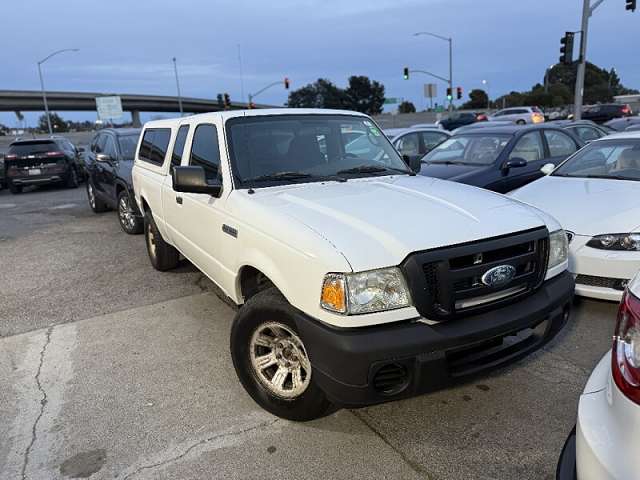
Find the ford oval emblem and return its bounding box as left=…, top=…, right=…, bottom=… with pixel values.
left=482, top=265, right=516, bottom=288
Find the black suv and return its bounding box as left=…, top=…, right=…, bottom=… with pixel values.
left=85, top=128, right=144, bottom=234
left=4, top=137, right=81, bottom=194
left=581, top=103, right=633, bottom=124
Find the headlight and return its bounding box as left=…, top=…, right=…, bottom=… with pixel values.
left=321, top=267, right=412, bottom=315
left=548, top=229, right=569, bottom=269
left=587, top=233, right=640, bottom=251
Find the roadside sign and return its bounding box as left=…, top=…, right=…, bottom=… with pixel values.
left=424, top=83, right=437, bottom=98
left=95, top=96, right=123, bottom=120
left=384, top=97, right=400, bottom=104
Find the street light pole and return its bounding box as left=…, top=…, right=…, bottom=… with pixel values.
left=482, top=80, right=490, bottom=110
left=37, top=48, right=79, bottom=135
left=574, top=0, right=605, bottom=121
left=172, top=57, right=183, bottom=116
left=414, top=31, right=453, bottom=112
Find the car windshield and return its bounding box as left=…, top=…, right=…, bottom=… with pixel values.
left=423, top=134, right=511, bottom=166
left=8, top=141, right=57, bottom=155
left=552, top=139, right=640, bottom=181
left=225, top=114, right=412, bottom=187
left=118, top=134, right=140, bottom=160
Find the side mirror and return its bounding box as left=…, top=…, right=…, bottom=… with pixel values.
left=503, top=157, right=527, bottom=170
left=540, top=163, right=555, bottom=175
left=403, top=154, right=422, bottom=173
left=172, top=166, right=222, bottom=196
left=96, top=153, right=112, bottom=163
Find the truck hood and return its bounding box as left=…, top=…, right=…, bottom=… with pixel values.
left=251, top=175, right=551, bottom=272
left=509, top=175, right=640, bottom=236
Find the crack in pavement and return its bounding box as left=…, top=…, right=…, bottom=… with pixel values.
left=21, top=325, right=53, bottom=480
left=350, top=410, right=435, bottom=480
left=121, top=418, right=280, bottom=480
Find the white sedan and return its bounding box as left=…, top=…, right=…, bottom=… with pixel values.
left=556, top=271, right=640, bottom=479
left=509, top=131, right=640, bottom=301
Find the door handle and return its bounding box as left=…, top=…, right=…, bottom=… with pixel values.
left=176, top=196, right=183, bottom=205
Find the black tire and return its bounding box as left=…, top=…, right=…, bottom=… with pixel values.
left=230, top=288, right=333, bottom=421
left=9, top=184, right=22, bottom=194
left=117, top=190, right=143, bottom=235
left=86, top=181, right=108, bottom=213
left=516, top=119, right=526, bottom=125
left=144, top=209, right=179, bottom=271
left=65, top=167, right=79, bottom=188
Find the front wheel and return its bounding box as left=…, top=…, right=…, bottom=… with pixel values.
left=144, top=209, right=179, bottom=271
left=230, top=288, right=333, bottom=421
left=516, top=119, right=526, bottom=125
left=9, top=184, right=22, bottom=194
left=117, top=190, right=143, bottom=235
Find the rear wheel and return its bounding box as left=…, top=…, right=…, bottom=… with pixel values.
left=9, top=184, right=22, bottom=194
left=117, top=190, right=143, bottom=235
left=230, top=288, right=333, bottom=421
left=144, top=209, right=179, bottom=271
left=86, top=181, right=108, bottom=213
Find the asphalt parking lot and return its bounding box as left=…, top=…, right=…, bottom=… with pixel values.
left=0, top=184, right=619, bottom=480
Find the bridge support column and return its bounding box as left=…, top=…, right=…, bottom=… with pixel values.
left=131, top=110, right=141, bottom=127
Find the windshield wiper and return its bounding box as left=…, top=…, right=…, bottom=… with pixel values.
left=336, top=165, right=414, bottom=176
left=244, top=171, right=315, bottom=183
left=429, top=160, right=476, bottom=166
left=553, top=173, right=637, bottom=181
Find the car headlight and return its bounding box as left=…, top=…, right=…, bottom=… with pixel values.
left=587, top=233, right=640, bottom=251
left=321, top=267, right=412, bottom=315
left=548, top=229, right=569, bottom=269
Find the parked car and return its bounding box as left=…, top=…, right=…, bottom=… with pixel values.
left=556, top=270, right=640, bottom=480
left=85, top=128, right=144, bottom=234
left=436, top=112, right=486, bottom=131
left=391, top=127, right=451, bottom=165
left=132, top=108, right=574, bottom=421
left=548, top=120, right=611, bottom=143
left=582, top=103, right=633, bottom=124
left=605, top=116, right=640, bottom=131
left=452, top=120, right=515, bottom=134
left=418, top=124, right=583, bottom=193
left=509, top=131, right=640, bottom=301
left=490, top=106, right=545, bottom=125
left=4, top=137, right=82, bottom=194
left=0, top=155, right=6, bottom=189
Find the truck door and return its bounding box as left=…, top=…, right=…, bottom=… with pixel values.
left=163, top=122, right=231, bottom=285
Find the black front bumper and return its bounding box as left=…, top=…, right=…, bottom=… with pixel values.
left=294, top=270, right=574, bottom=407
left=556, top=427, right=577, bottom=480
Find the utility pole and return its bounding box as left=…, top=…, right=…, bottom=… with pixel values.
left=172, top=57, right=183, bottom=116
left=574, top=0, right=605, bottom=120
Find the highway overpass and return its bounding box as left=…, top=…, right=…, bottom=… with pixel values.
left=0, top=90, right=276, bottom=126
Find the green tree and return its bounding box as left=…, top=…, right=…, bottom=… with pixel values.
left=38, top=112, right=68, bottom=132
left=461, top=89, right=489, bottom=109
left=287, top=78, right=348, bottom=109
left=345, top=76, right=385, bottom=115
left=397, top=101, right=416, bottom=114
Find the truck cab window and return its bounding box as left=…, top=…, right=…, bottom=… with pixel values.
left=189, top=124, right=221, bottom=182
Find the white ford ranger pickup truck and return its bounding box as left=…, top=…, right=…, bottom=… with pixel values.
left=132, top=108, right=574, bottom=421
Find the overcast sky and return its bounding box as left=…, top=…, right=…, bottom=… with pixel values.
left=2, top=0, right=638, bottom=126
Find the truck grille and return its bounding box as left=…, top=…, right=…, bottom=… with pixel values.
left=401, top=227, right=549, bottom=321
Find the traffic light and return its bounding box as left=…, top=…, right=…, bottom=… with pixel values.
left=456, top=87, right=463, bottom=100
left=284, top=77, right=290, bottom=89
left=217, top=93, right=224, bottom=108
left=559, top=32, right=575, bottom=65
left=403, top=67, right=409, bottom=80
left=626, top=0, right=636, bottom=11
left=446, top=87, right=452, bottom=100
left=223, top=93, right=231, bottom=109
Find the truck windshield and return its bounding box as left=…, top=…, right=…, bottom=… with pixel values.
left=225, top=114, right=412, bottom=187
